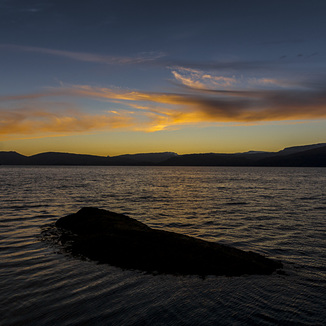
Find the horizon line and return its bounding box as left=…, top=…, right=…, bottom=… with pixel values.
left=2, top=141, right=326, bottom=157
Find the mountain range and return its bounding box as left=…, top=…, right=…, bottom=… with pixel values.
left=0, top=143, right=325, bottom=167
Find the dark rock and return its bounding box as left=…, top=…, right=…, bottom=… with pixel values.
left=55, top=207, right=283, bottom=276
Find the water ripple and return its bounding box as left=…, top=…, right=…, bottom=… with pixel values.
left=0, top=166, right=326, bottom=325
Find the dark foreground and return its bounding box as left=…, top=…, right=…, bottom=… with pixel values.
left=55, top=207, right=282, bottom=276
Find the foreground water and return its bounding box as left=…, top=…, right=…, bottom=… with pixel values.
left=1, top=166, right=325, bottom=325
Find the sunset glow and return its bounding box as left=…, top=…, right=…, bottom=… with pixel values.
left=0, top=1, right=325, bottom=155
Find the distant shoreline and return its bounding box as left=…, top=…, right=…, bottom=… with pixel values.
left=1, top=143, right=326, bottom=167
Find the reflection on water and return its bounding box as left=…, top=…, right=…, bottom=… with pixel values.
left=1, top=166, right=326, bottom=325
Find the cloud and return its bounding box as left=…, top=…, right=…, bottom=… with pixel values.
left=1, top=43, right=319, bottom=77
left=171, top=70, right=206, bottom=89
left=181, top=90, right=326, bottom=122
left=0, top=44, right=165, bottom=65
left=2, top=44, right=318, bottom=81
left=1, top=74, right=326, bottom=140
left=164, top=59, right=282, bottom=73
left=0, top=105, right=134, bottom=140
left=170, top=67, right=236, bottom=90
left=66, top=83, right=326, bottom=125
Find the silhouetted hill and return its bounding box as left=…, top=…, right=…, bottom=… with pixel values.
left=0, top=151, right=28, bottom=164
left=27, top=152, right=110, bottom=165
left=0, top=151, right=178, bottom=166
left=0, top=143, right=325, bottom=166
left=160, top=144, right=326, bottom=167
left=277, top=143, right=326, bottom=156
left=160, top=153, right=251, bottom=166
left=256, top=145, right=326, bottom=167
left=113, top=152, right=178, bottom=164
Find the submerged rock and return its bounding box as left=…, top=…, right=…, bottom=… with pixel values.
left=55, top=207, right=282, bottom=276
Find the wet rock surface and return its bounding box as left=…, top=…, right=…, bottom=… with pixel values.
left=55, top=207, right=283, bottom=276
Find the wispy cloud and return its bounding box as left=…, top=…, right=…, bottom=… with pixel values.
left=1, top=42, right=320, bottom=76
left=171, top=70, right=206, bottom=89
left=61, top=83, right=326, bottom=124
left=0, top=44, right=165, bottom=65
left=169, top=66, right=302, bottom=95
left=170, top=67, right=236, bottom=89
left=1, top=72, right=326, bottom=140
left=0, top=102, right=134, bottom=140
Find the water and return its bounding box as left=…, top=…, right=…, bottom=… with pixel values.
left=1, top=166, right=325, bottom=325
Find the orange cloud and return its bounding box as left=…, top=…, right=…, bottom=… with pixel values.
left=0, top=107, right=134, bottom=140
left=1, top=80, right=326, bottom=140
left=65, top=84, right=326, bottom=122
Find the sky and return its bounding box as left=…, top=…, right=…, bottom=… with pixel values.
left=1, top=0, right=326, bottom=156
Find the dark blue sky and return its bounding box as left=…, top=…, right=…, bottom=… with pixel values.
left=1, top=0, right=326, bottom=155
left=2, top=1, right=325, bottom=55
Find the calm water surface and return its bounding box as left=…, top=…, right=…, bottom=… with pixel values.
left=1, top=166, right=326, bottom=325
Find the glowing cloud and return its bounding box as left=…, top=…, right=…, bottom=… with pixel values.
left=1, top=73, right=326, bottom=140
left=64, top=84, right=326, bottom=123
left=171, top=67, right=237, bottom=89
left=0, top=107, right=134, bottom=140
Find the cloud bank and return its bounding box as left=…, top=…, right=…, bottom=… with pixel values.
left=1, top=66, right=326, bottom=139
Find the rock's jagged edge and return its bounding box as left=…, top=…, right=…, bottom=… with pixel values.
left=54, top=207, right=283, bottom=276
